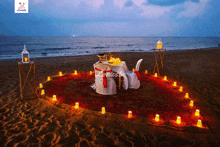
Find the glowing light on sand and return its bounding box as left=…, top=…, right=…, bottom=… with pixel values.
left=132, top=68, right=135, bottom=72
left=101, top=107, right=105, bottom=114
left=163, top=76, right=167, bottom=81
left=154, top=73, right=157, bottom=77
left=39, top=83, right=43, bottom=88
left=155, top=114, right=160, bottom=122
left=195, top=109, right=200, bottom=117
left=24, top=57, right=28, bottom=62
left=52, top=95, right=57, bottom=101
left=59, top=71, right=62, bottom=76
left=173, top=82, right=177, bottom=87
left=75, top=102, right=79, bottom=109
left=197, top=119, right=202, bottom=127
left=74, top=70, right=78, bottom=75
left=90, top=71, right=92, bottom=75
left=128, top=111, right=132, bottom=118
left=41, top=89, right=45, bottom=95
left=176, top=116, right=181, bottom=124
left=190, top=100, right=194, bottom=107
left=179, top=86, right=183, bottom=92
left=47, top=76, right=51, bottom=81
left=185, top=93, right=189, bottom=98
left=145, top=70, right=148, bottom=74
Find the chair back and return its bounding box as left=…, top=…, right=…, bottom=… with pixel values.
left=135, top=59, right=143, bottom=71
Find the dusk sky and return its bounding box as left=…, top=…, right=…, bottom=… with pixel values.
left=0, top=0, right=219, bottom=37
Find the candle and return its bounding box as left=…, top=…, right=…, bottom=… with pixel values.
left=74, top=70, right=78, bottom=75
left=197, top=119, right=202, bottom=127
left=47, top=76, right=51, bottom=81
left=176, top=116, right=181, bottom=124
left=41, top=89, right=45, bottom=95
left=173, top=82, right=177, bottom=87
left=179, top=86, right=183, bottom=92
left=163, top=76, right=167, bottom=81
left=39, top=83, right=43, bottom=88
left=90, top=71, right=92, bottom=75
left=101, top=107, right=105, bottom=114
left=52, top=95, right=57, bottom=101
left=75, top=102, right=79, bottom=109
left=132, top=68, right=135, bottom=72
left=128, top=111, right=132, bottom=118
left=155, top=114, right=160, bottom=122
left=59, top=71, right=62, bottom=76
left=145, top=70, right=148, bottom=74
left=190, top=100, right=194, bottom=107
left=185, top=93, right=189, bottom=98
left=195, top=109, right=200, bottom=116
left=24, top=57, right=28, bottom=62
left=154, top=73, right=157, bottom=77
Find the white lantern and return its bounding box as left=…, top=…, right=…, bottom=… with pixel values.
left=21, top=45, right=30, bottom=63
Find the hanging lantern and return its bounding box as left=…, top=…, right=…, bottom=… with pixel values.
left=128, top=111, right=132, bottom=118
left=190, top=100, right=194, bottom=107
left=155, top=114, right=160, bottom=122
left=197, top=119, right=202, bottom=127
left=41, top=89, right=45, bottom=95
left=47, top=76, right=51, bottom=81
left=173, top=82, right=177, bottom=87
left=179, top=86, right=183, bottom=92
left=145, top=70, right=148, bottom=74
left=157, top=39, right=162, bottom=49
left=59, top=71, right=62, bottom=76
left=74, top=70, right=78, bottom=75
left=163, top=76, right=167, bottom=81
left=52, top=95, right=57, bottom=101
left=154, top=73, right=157, bottom=77
left=101, top=107, right=105, bottom=114
left=39, top=83, right=43, bottom=88
left=195, top=109, right=200, bottom=117
left=21, top=45, right=30, bottom=63
left=185, top=93, right=189, bottom=98
left=176, top=116, right=181, bottom=124
left=75, top=102, right=79, bottom=109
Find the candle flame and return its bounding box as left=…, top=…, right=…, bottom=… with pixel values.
left=59, top=72, right=62, bottom=76
left=101, top=107, right=105, bottom=114
left=41, top=89, right=45, bottom=95
left=163, top=76, right=167, bottom=81
left=185, top=93, right=189, bottom=98
left=24, top=57, right=28, bottom=62
left=154, top=73, right=157, bottom=77
left=128, top=111, right=132, bottom=118
left=74, top=70, right=78, bottom=75
left=176, top=116, right=181, bottom=124
left=39, top=83, right=43, bottom=88
left=197, top=119, right=202, bottom=127
left=75, top=102, right=79, bottom=109
left=47, top=76, right=51, bottom=81
left=179, top=86, right=183, bottom=92
left=190, top=100, right=194, bottom=107
left=155, top=114, right=160, bottom=122
left=195, top=109, right=200, bottom=116
left=173, top=82, right=177, bottom=87
left=52, top=95, right=57, bottom=101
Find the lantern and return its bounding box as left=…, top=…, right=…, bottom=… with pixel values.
left=197, top=119, right=202, bottom=127
left=75, top=102, right=79, bottom=109
left=52, top=95, right=57, bottom=101
left=157, top=40, right=162, bottom=49
left=41, top=89, right=45, bottom=95
left=101, top=107, right=105, bottom=114
left=154, top=73, right=157, bottom=77
left=195, top=109, right=200, bottom=117
left=190, top=100, right=194, bottom=107
left=185, top=93, right=189, bottom=98
left=21, top=45, right=30, bottom=63
left=176, top=116, right=181, bottom=124
left=74, top=70, right=78, bottom=75
left=163, top=76, right=167, bottom=81
left=39, top=83, right=43, bottom=88
left=173, top=82, right=177, bottom=87
left=47, top=76, right=51, bottom=81
left=128, top=111, right=132, bottom=118
left=155, top=114, right=160, bottom=122
left=179, top=86, right=183, bottom=92
left=59, top=71, right=62, bottom=76
left=145, top=70, right=148, bottom=74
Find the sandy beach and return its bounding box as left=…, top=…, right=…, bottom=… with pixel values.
left=1, top=47, right=220, bottom=147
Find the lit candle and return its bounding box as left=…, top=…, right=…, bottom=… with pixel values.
left=163, top=76, right=167, bottom=81
left=39, top=83, right=43, bottom=88
left=145, top=70, right=148, bottom=74
left=90, top=71, right=92, bottom=75
left=41, top=89, right=45, bottom=95
left=75, top=102, right=79, bottom=109
left=154, top=73, right=157, bottom=77
left=24, top=57, right=28, bottom=62
left=74, top=70, right=78, bottom=75
left=176, top=116, right=181, bottom=124
left=101, top=107, right=105, bottom=114
left=173, top=82, right=177, bottom=87
left=195, top=109, right=200, bottom=117
left=197, top=119, right=202, bottom=127
left=185, top=93, right=189, bottom=98
left=128, top=111, right=132, bottom=118
left=132, top=68, right=135, bottom=72
left=47, top=76, right=51, bottom=81
left=179, top=86, right=183, bottom=92
left=59, top=71, right=62, bottom=76
left=52, top=95, right=57, bottom=101
left=190, top=100, right=194, bottom=107
left=155, top=114, right=160, bottom=122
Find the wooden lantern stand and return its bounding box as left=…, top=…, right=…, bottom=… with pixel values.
left=153, top=48, right=166, bottom=75
left=18, top=61, right=39, bottom=99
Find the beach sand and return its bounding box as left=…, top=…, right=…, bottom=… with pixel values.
left=1, top=47, right=220, bottom=147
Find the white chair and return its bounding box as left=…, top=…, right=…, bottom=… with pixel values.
left=126, top=59, right=143, bottom=89
left=93, top=62, right=117, bottom=95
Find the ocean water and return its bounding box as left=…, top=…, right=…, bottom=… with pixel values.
left=0, top=36, right=219, bottom=60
